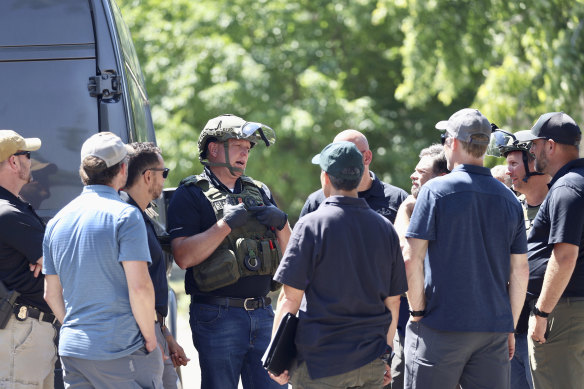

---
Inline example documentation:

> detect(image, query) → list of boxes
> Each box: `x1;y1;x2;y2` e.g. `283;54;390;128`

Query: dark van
0;0;179;386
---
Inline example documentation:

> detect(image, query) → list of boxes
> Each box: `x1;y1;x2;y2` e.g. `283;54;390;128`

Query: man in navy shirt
404;109;529;389
123;142;189;388
270;141;407;387
167;114;291;389
299;129;407;223
516;112;584;389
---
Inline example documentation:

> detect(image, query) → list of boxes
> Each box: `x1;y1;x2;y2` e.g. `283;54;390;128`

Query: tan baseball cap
0;130;42;162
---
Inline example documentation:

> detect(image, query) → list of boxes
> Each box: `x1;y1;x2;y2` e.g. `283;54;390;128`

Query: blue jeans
510;333;533;389
190;300;285;389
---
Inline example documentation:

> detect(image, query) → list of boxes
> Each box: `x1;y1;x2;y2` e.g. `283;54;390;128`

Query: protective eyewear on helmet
486;129;531;157
240;122;276;147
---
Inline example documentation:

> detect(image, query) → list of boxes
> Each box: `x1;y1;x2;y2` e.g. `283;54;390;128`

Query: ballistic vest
180;174;282;292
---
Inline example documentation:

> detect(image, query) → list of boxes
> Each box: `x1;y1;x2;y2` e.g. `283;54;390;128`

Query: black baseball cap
515;112;581;146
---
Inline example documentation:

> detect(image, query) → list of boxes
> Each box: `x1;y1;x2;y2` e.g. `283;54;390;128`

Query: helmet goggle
486;129;531;158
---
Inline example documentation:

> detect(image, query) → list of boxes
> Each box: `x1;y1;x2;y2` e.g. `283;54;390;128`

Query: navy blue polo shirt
406;164;526;333
0;185;50;312
527;158;584;298
123;193;168;316
275;196;408;379
299;171;407;223
167;167;278;298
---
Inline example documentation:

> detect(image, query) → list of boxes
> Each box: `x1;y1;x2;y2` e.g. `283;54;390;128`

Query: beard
148;183;163;201
411;185;420;199
534;149;548;174
19;169;32;184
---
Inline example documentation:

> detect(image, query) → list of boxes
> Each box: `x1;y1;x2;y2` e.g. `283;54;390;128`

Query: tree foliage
118;0;584;220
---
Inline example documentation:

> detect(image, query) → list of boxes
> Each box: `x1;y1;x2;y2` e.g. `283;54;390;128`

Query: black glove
249;204;288;230
222;203;248;229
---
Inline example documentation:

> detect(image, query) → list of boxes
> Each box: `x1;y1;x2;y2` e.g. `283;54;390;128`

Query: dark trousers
404;321;510;389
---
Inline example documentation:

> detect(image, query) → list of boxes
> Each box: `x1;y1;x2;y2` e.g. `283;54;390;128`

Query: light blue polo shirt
43;185;151;360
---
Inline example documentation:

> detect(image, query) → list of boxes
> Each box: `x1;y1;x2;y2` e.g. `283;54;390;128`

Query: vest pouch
259;239;282;275
235;238;267;277
192;248;240;292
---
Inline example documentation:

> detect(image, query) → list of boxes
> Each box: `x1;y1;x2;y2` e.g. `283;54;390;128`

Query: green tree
118;0;448;222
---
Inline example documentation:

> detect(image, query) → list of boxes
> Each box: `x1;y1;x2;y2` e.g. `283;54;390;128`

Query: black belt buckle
15;305;28;321
244;298;259;311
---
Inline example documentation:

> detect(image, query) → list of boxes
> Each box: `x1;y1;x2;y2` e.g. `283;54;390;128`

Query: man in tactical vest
488;128;550;389
167;114;291;389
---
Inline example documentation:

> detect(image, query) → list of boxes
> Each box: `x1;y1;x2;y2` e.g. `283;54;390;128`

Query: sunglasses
142;167;169;179
440;133;449;146
13;151;31;159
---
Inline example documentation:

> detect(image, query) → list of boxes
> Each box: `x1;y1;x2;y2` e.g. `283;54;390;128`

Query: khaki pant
0;314;57;388
528;298;584;389
290;358;385;388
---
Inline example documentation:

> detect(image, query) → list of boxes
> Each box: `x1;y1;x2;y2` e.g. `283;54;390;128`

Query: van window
109;0;154;143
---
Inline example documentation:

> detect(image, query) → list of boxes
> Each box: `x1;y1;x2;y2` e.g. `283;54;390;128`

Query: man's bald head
334;130;369;154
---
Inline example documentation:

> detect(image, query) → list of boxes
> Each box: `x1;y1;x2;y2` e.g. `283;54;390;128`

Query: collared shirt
527;158;584;298
43;185;151;360
167;167;278;298
0;186;49;311
122;192;168;317
299;171;408;223
406;164;526;333
275;196;408;379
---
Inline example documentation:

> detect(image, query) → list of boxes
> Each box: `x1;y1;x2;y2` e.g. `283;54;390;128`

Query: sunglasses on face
440;133;449;146
13;151;31;159
142;167;169;179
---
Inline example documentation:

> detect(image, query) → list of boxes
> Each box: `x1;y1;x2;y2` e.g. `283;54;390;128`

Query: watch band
409;309;425;317
533;306;550;318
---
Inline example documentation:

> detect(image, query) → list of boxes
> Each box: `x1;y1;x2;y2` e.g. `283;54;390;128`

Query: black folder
262;312;299;376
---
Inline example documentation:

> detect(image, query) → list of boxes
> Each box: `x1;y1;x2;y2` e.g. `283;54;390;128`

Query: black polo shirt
122;192;168;317
275;196;408;379
167;167;278;298
299;171;408;223
0;185;50;311
527;158;584;298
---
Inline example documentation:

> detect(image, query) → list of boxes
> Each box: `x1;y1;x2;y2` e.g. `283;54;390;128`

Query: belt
13;304;58;325
192;295;271;311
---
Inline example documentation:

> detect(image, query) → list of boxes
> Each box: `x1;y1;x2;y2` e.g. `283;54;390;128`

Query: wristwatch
409;309;425;317
533;306;550;318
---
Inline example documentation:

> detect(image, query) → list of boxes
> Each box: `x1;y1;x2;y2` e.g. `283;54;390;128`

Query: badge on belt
16;305;28;321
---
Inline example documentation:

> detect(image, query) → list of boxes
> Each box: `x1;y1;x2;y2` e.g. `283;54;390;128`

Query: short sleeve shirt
527;158;584;298
167;167;278;298
275;196;407;379
0;186;49;311
406;164;526;333
43;185;151;360
299;171;407;223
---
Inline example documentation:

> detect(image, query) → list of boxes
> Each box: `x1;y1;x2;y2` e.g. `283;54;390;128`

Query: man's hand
529;314;548;344
383;363;392;386
145;337;158;353
222;203;248;229
507;333;515;360
249;204;287;230
30;257;43;278
166;334;190;367
268;370;290;385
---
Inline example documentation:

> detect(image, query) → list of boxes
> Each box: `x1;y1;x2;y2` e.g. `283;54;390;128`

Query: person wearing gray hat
43;132;163;388
403;108;529;389
269;141;407;387
518;112;584;389
0;130;58;388
167;114;291;389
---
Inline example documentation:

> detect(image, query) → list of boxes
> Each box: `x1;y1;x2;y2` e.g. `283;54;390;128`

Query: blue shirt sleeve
406;186;437;241
548;185;584;246
167;185;204;239
273;220;314;291
117;207;151;263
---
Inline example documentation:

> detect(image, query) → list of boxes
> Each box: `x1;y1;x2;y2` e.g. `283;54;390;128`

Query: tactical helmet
198;114;276;163
487;128;543;183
